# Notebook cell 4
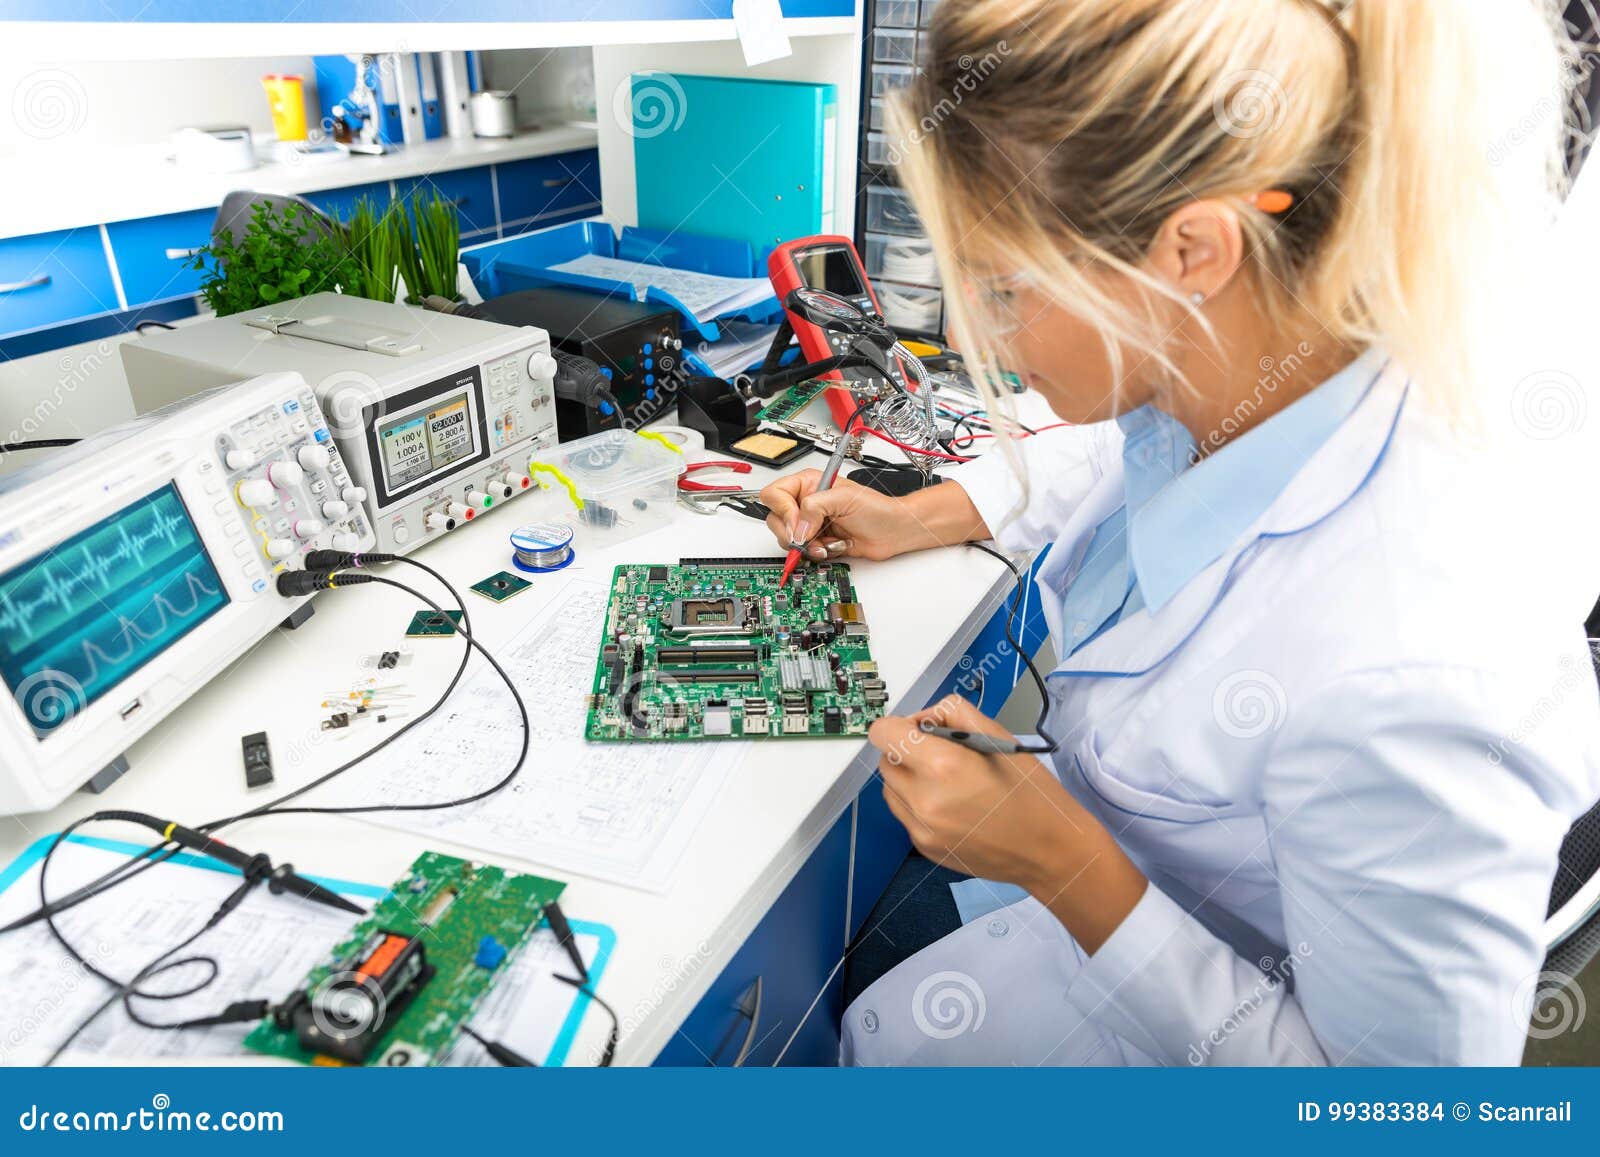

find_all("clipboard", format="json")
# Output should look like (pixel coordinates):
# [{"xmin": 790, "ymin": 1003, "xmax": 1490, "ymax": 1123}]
[{"xmin": 0, "ymin": 834, "xmax": 616, "ymax": 1068}]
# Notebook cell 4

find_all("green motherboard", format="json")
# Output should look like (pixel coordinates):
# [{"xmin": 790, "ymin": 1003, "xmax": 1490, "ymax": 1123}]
[
  {"xmin": 585, "ymin": 557, "xmax": 889, "ymax": 742},
  {"xmin": 244, "ymin": 851, "xmax": 565, "ymax": 1067}
]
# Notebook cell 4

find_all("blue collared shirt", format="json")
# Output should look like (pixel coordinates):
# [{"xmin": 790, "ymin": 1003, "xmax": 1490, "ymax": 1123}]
[{"xmin": 1057, "ymin": 355, "xmax": 1376, "ymax": 657}]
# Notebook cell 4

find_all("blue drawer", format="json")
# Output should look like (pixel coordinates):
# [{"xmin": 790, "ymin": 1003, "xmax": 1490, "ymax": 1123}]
[
  {"xmin": 303, "ymin": 180, "xmax": 392, "ymax": 225},
  {"xmin": 105, "ymin": 207, "xmax": 216, "ymax": 307},
  {"xmin": 495, "ymin": 149, "xmax": 601, "ymax": 227},
  {"xmin": 655, "ymin": 811, "xmax": 851, "ymax": 1066},
  {"xmin": 397, "ymin": 166, "xmax": 497, "ymax": 240},
  {"xmin": 0, "ymin": 228, "xmax": 119, "ymax": 337}
]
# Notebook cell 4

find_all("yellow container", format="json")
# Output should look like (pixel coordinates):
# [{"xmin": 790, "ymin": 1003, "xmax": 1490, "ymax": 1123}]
[{"xmin": 261, "ymin": 74, "xmax": 308, "ymax": 142}]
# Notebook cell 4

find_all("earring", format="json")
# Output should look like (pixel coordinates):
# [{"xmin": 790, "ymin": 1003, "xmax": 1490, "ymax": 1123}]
[{"xmin": 1190, "ymin": 292, "xmax": 1205, "ymax": 305}]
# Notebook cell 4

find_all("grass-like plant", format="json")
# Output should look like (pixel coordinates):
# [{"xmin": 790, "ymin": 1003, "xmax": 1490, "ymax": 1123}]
[
  {"xmin": 340, "ymin": 196, "xmax": 402, "ymax": 303},
  {"xmin": 397, "ymin": 191, "xmax": 462, "ymax": 301}
]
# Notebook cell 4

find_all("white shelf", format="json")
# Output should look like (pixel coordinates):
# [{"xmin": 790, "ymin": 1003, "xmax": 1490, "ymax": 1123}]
[{"xmin": 0, "ymin": 125, "xmax": 601, "ymax": 241}]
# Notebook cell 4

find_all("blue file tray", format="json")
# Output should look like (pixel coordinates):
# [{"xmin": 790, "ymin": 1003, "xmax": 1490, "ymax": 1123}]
[{"xmin": 461, "ymin": 220, "xmax": 782, "ymax": 343}]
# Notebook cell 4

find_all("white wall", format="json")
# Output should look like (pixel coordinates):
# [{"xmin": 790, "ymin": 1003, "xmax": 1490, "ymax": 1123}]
[
  {"xmin": 590, "ymin": 34, "xmax": 862, "ymax": 238},
  {"xmin": 0, "ymin": 57, "xmax": 319, "ymax": 158},
  {"xmin": 478, "ymin": 47, "xmax": 599, "ymax": 127}
]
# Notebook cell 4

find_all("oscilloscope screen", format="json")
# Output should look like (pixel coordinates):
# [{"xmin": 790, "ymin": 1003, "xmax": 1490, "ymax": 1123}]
[{"xmin": 0, "ymin": 483, "xmax": 230, "ymax": 737}]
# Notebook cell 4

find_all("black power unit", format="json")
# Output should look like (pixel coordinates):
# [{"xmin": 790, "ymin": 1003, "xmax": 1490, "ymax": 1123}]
[{"xmin": 471, "ymin": 286, "xmax": 686, "ymax": 440}]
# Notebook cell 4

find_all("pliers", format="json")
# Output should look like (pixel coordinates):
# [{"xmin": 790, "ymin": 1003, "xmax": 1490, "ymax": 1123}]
[{"xmin": 678, "ymin": 459, "xmax": 754, "ymax": 492}]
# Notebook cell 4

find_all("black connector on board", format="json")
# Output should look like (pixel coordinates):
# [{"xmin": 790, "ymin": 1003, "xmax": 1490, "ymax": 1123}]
[{"xmin": 241, "ymin": 731, "xmax": 274, "ymax": 789}]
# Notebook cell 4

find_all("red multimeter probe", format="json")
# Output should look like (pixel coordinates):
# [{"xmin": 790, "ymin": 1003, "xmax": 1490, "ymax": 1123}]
[{"xmin": 767, "ymin": 235, "xmax": 914, "ymax": 430}]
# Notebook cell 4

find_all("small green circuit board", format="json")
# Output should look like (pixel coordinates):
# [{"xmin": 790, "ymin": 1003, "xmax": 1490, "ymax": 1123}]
[
  {"xmin": 585, "ymin": 557, "xmax": 888, "ymax": 742},
  {"xmin": 470, "ymin": 570, "xmax": 533, "ymax": 603},
  {"xmin": 406, "ymin": 608, "xmax": 464, "ymax": 636},
  {"xmin": 243, "ymin": 852, "xmax": 565, "ymax": 1068},
  {"xmin": 757, "ymin": 378, "xmax": 831, "ymax": 423}
]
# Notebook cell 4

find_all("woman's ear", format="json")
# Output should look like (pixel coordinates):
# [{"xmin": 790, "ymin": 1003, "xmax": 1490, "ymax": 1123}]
[{"xmin": 1147, "ymin": 201, "xmax": 1246, "ymax": 302}]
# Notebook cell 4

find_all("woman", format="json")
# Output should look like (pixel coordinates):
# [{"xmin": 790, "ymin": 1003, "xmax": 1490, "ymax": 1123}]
[{"xmin": 761, "ymin": 0, "xmax": 1600, "ymax": 1065}]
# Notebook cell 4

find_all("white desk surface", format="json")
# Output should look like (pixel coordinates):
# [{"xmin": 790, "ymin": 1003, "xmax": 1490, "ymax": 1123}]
[{"xmin": 0, "ymin": 430, "xmax": 1022, "ymax": 1066}]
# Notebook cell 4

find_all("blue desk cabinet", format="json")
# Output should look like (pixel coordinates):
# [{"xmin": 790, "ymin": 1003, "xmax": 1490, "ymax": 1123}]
[
  {"xmin": 654, "ymin": 811, "xmax": 852, "ymax": 1066},
  {"xmin": 496, "ymin": 151, "xmax": 602, "ymax": 235},
  {"xmin": 398, "ymin": 167, "xmax": 498, "ymax": 241},
  {"xmin": 303, "ymin": 180, "xmax": 393, "ymax": 223},
  {"xmin": 0, "ymin": 228, "xmax": 118, "ymax": 338},
  {"xmin": 105, "ymin": 207, "xmax": 216, "ymax": 307}
]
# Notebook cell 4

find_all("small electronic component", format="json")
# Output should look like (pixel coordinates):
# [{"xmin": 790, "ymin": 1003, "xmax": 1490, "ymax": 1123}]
[
  {"xmin": 405, "ymin": 609, "xmax": 465, "ymax": 637},
  {"xmin": 287, "ymin": 930, "xmax": 435, "ymax": 1064},
  {"xmin": 362, "ymin": 648, "xmax": 413, "ymax": 671},
  {"xmin": 240, "ymin": 731, "xmax": 273, "ymax": 789},
  {"xmin": 470, "ymin": 570, "xmax": 533, "ymax": 603},
  {"xmin": 587, "ymin": 560, "xmax": 886, "ymax": 742},
  {"xmin": 756, "ymin": 378, "xmax": 831, "ymax": 423}
]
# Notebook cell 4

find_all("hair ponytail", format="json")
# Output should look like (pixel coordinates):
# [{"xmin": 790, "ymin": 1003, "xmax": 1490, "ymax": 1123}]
[{"xmin": 896, "ymin": 0, "xmax": 1577, "ymax": 423}]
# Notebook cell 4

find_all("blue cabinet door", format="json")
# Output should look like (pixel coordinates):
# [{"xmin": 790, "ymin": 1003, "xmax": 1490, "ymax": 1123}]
[
  {"xmin": 303, "ymin": 180, "xmax": 392, "ymax": 225},
  {"xmin": 655, "ymin": 811, "xmax": 851, "ymax": 1066},
  {"xmin": 397, "ymin": 166, "xmax": 498, "ymax": 240},
  {"xmin": 495, "ymin": 149, "xmax": 601, "ymax": 231},
  {"xmin": 0, "ymin": 228, "xmax": 119, "ymax": 338},
  {"xmin": 105, "ymin": 207, "xmax": 216, "ymax": 307}
]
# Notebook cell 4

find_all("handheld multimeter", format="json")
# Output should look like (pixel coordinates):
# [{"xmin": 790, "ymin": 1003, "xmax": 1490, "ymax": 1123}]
[{"xmin": 768, "ymin": 235, "xmax": 914, "ymax": 428}]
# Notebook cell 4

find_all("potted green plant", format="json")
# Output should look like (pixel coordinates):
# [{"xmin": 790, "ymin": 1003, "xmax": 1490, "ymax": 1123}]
[
  {"xmin": 190, "ymin": 200, "xmax": 349, "ymax": 316},
  {"xmin": 397, "ymin": 191, "xmax": 462, "ymax": 303},
  {"xmin": 340, "ymin": 196, "xmax": 403, "ymax": 303}
]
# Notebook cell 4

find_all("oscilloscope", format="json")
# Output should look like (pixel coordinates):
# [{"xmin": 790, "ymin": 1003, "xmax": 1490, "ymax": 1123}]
[
  {"xmin": 121, "ymin": 293, "xmax": 561, "ymax": 556},
  {"xmin": 0, "ymin": 371, "xmax": 375, "ymax": 815}
]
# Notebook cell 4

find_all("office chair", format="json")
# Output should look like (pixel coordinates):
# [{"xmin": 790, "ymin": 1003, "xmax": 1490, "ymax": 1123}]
[{"xmin": 210, "ymin": 190, "xmax": 342, "ymax": 252}]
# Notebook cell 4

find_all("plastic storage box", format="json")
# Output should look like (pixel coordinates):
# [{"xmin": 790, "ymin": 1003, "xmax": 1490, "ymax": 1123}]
[
  {"xmin": 873, "ymin": 27, "xmax": 920, "ymax": 65},
  {"xmin": 524, "ymin": 429, "xmax": 682, "ymax": 549},
  {"xmin": 875, "ymin": 0, "xmax": 920, "ymax": 27},
  {"xmin": 865, "ymin": 185, "xmax": 924, "ymax": 235}
]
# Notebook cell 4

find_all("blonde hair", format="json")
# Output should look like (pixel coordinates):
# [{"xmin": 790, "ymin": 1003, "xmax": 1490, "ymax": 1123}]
[{"xmin": 890, "ymin": 0, "xmax": 1576, "ymax": 422}]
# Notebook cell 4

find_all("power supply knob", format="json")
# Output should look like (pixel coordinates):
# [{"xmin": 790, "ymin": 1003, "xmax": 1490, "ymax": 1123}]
[
  {"xmin": 331, "ymin": 533, "xmax": 362, "ymax": 552},
  {"xmin": 528, "ymin": 352, "xmax": 558, "ymax": 381},
  {"xmin": 266, "ymin": 460, "xmax": 304, "ymax": 487},
  {"xmin": 321, "ymin": 500, "xmax": 350, "ymax": 519},
  {"xmin": 225, "ymin": 448, "xmax": 257, "ymax": 470},
  {"xmin": 264, "ymin": 538, "xmax": 296, "ymax": 560},
  {"xmin": 426, "ymin": 512, "xmax": 456, "ymax": 532},
  {"xmin": 297, "ymin": 444, "xmax": 331, "ymax": 470},
  {"xmin": 465, "ymin": 489, "xmax": 493, "ymax": 510},
  {"xmin": 446, "ymin": 502, "xmax": 475, "ymax": 522},
  {"xmin": 292, "ymin": 519, "xmax": 324, "ymax": 539},
  {"xmin": 342, "ymin": 486, "xmax": 368, "ymax": 504},
  {"xmin": 236, "ymin": 478, "xmax": 275, "ymax": 507}
]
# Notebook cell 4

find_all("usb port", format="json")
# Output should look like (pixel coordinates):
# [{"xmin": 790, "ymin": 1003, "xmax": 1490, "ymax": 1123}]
[{"xmin": 119, "ymin": 699, "xmax": 142, "ymax": 721}]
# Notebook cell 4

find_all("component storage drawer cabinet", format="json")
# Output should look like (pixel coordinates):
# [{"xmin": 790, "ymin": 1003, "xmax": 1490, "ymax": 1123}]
[
  {"xmin": 495, "ymin": 149, "xmax": 602, "ymax": 231},
  {"xmin": 0, "ymin": 228, "xmax": 119, "ymax": 337},
  {"xmin": 105, "ymin": 208, "xmax": 216, "ymax": 308}
]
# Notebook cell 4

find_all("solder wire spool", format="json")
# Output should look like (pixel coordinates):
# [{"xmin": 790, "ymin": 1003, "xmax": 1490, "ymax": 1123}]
[{"xmin": 509, "ymin": 521, "xmax": 576, "ymax": 573}]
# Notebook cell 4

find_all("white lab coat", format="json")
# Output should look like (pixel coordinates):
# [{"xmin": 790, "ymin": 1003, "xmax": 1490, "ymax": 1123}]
[{"xmin": 843, "ymin": 358, "xmax": 1600, "ymax": 1066}]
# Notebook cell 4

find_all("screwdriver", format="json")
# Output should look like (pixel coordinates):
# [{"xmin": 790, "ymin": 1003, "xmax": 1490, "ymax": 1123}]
[{"xmin": 779, "ymin": 423, "xmax": 857, "ymax": 587}]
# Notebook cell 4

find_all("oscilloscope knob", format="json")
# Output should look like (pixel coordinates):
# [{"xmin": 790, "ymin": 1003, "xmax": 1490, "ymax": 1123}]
[
  {"xmin": 332, "ymin": 533, "xmax": 362, "ymax": 552},
  {"xmin": 321, "ymin": 500, "xmax": 350, "ymax": 519},
  {"xmin": 225, "ymin": 448, "xmax": 258, "ymax": 470},
  {"xmin": 264, "ymin": 538, "xmax": 296, "ymax": 559},
  {"xmin": 266, "ymin": 460, "xmax": 304, "ymax": 487},
  {"xmin": 342, "ymin": 486, "xmax": 368, "ymax": 505},
  {"xmin": 297, "ymin": 444, "xmax": 332, "ymax": 470},
  {"xmin": 291, "ymin": 519, "xmax": 324, "ymax": 539},
  {"xmin": 236, "ymin": 479, "xmax": 275, "ymax": 507}
]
